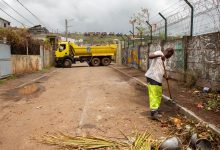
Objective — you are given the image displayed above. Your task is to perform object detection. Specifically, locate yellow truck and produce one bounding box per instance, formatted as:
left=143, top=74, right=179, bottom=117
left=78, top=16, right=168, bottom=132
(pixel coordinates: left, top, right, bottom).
left=55, top=41, right=117, bottom=67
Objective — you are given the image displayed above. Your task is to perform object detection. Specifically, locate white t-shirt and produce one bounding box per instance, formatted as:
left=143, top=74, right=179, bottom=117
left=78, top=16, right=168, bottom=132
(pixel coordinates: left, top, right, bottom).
left=145, top=51, right=165, bottom=83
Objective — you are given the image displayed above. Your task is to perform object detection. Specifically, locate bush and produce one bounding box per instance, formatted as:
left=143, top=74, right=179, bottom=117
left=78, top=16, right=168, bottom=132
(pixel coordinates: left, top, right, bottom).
left=0, top=28, right=42, bottom=55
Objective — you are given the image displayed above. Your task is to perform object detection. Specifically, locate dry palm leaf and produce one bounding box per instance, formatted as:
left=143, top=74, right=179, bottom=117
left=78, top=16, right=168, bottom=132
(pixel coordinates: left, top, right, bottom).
left=39, top=131, right=158, bottom=150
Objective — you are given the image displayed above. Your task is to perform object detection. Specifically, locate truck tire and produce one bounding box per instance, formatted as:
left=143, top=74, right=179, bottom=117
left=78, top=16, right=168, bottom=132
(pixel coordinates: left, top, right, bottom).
left=91, top=58, right=101, bottom=66
left=63, top=59, right=72, bottom=68
left=101, top=57, right=111, bottom=66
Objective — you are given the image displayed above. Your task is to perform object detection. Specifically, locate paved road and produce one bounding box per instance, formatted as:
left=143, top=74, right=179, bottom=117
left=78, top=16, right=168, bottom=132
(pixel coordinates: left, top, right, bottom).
left=0, top=63, right=168, bottom=150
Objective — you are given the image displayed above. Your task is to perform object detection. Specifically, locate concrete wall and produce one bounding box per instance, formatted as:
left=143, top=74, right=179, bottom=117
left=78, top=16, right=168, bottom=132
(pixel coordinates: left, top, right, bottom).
left=163, top=40, right=185, bottom=81
left=127, top=46, right=139, bottom=69
left=12, top=55, right=42, bottom=74
left=139, top=46, right=148, bottom=71
left=121, top=32, right=220, bottom=90
left=11, top=45, right=54, bottom=74
left=40, top=46, right=54, bottom=68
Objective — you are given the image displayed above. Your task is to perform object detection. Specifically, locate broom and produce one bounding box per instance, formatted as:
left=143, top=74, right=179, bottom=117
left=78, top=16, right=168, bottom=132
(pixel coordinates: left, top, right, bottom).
left=162, top=61, right=172, bottom=100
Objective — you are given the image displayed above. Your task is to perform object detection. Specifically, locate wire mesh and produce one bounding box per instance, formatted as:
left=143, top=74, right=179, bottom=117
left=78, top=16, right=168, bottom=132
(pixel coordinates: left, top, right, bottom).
left=150, top=0, right=220, bottom=37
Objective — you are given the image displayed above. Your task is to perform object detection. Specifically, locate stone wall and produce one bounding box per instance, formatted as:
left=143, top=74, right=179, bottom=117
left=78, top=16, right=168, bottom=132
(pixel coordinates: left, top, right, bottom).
left=187, top=32, right=220, bottom=89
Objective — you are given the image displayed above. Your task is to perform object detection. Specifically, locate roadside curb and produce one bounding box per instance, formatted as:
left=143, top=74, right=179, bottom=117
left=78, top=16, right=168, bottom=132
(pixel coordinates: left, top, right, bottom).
left=14, top=69, right=59, bottom=89
left=110, top=65, right=220, bottom=137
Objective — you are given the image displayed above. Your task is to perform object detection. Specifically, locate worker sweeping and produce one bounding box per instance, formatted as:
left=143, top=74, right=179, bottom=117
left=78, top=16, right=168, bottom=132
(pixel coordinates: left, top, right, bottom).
left=145, top=48, right=174, bottom=120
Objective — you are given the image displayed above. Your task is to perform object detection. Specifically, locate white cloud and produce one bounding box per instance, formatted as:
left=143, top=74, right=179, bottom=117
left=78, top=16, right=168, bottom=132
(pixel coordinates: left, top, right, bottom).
left=0, top=0, right=174, bottom=33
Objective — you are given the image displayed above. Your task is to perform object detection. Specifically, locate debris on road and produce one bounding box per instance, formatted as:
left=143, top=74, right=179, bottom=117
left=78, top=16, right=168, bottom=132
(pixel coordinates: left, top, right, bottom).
left=39, top=131, right=157, bottom=150
left=39, top=117, right=220, bottom=150
left=162, top=114, right=220, bottom=149
left=36, top=105, right=43, bottom=109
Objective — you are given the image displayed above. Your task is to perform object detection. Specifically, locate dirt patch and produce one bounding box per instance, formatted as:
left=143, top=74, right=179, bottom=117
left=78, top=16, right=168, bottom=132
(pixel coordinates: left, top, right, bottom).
left=1, top=83, right=45, bottom=102
left=17, top=84, right=39, bottom=95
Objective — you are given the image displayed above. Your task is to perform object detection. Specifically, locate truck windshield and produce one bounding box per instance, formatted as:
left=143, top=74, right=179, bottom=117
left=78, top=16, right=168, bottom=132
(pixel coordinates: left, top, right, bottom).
left=59, top=44, right=66, bottom=51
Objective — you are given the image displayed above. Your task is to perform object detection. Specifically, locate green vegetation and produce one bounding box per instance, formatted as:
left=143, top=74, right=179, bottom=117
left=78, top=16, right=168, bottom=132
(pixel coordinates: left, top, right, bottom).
left=0, top=80, right=4, bottom=85
left=0, top=74, right=17, bottom=86
left=0, top=28, right=41, bottom=46
left=68, top=33, right=123, bottom=45
left=41, top=66, right=52, bottom=73
left=8, top=74, right=17, bottom=80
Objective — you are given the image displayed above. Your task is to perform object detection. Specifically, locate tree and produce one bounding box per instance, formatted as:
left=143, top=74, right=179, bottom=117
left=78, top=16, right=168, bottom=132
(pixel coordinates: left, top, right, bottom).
left=129, top=8, right=150, bottom=35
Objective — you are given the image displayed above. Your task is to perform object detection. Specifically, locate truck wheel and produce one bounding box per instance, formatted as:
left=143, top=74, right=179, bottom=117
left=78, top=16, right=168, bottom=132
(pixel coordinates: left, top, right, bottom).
left=63, top=59, right=72, bottom=68
left=91, top=58, right=101, bottom=66
left=101, top=57, right=111, bottom=66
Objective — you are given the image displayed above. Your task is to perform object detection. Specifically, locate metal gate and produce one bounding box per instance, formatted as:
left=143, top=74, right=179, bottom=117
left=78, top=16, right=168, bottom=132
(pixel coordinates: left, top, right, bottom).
left=0, top=43, right=12, bottom=78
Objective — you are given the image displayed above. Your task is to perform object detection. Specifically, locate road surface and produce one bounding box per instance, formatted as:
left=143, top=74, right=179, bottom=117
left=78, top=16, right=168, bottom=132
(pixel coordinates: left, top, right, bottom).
left=0, top=63, right=168, bottom=150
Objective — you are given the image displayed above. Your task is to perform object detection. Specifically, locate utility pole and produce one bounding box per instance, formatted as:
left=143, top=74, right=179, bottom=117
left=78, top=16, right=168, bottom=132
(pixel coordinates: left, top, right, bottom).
left=65, top=19, right=74, bottom=41
left=65, top=19, right=68, bottom=41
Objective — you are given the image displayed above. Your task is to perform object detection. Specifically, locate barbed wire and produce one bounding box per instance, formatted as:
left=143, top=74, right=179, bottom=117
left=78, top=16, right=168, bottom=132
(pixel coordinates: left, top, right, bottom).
left=149, top=0, right=220, bottom=36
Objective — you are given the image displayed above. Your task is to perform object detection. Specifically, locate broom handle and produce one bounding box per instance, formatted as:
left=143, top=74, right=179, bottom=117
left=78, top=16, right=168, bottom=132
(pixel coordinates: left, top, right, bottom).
left=162, top=60, right=172, bottom=99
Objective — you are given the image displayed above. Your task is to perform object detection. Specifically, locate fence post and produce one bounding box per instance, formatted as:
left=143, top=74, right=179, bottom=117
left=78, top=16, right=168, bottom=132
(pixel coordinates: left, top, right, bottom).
left=159, top=12, right=167, bottom=41
left=184, top=0, right=194, bottom=37
left=129, top=31, right=134, bottom=47
left=116, top=41, right=122, bottom=65
left=136, top=27, right=143, bottom=46
left=132, top=23, right=135, bottom=47
left=125, top=35, right=130, bottom=48
left=183, top=36, right=189, bottom=82
left=146, top=21, right=152, bottom=44
left=121, top=36, right=126, bottom=49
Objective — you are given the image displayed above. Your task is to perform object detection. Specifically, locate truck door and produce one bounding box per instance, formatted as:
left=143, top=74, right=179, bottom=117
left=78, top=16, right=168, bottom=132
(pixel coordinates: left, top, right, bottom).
left=58, top=43, right=69, bottom=57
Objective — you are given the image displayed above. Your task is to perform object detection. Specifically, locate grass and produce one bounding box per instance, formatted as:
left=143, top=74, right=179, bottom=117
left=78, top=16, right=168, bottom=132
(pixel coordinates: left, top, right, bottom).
left=8, top=74, right=17, bottom=80
left=0, top=74, right=17, bottom=86
left=0, top=80, right=4, bottom=85
left=41, top=66, right=52, bottom=73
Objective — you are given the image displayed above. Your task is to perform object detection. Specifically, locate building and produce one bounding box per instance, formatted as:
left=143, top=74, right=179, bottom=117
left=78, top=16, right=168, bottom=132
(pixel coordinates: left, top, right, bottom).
left=0, top=17, right=10, bottom=28
left=28, top=25, right=49, bottom=34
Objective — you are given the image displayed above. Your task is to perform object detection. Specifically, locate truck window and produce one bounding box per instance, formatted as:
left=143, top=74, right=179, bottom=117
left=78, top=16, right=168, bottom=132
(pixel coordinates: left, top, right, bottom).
left=59, top=44, right=66, bottom=51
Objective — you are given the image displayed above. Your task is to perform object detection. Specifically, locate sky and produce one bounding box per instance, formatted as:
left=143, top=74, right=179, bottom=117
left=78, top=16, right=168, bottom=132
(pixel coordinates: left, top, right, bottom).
left=0, top=0, right=177, bottom=33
